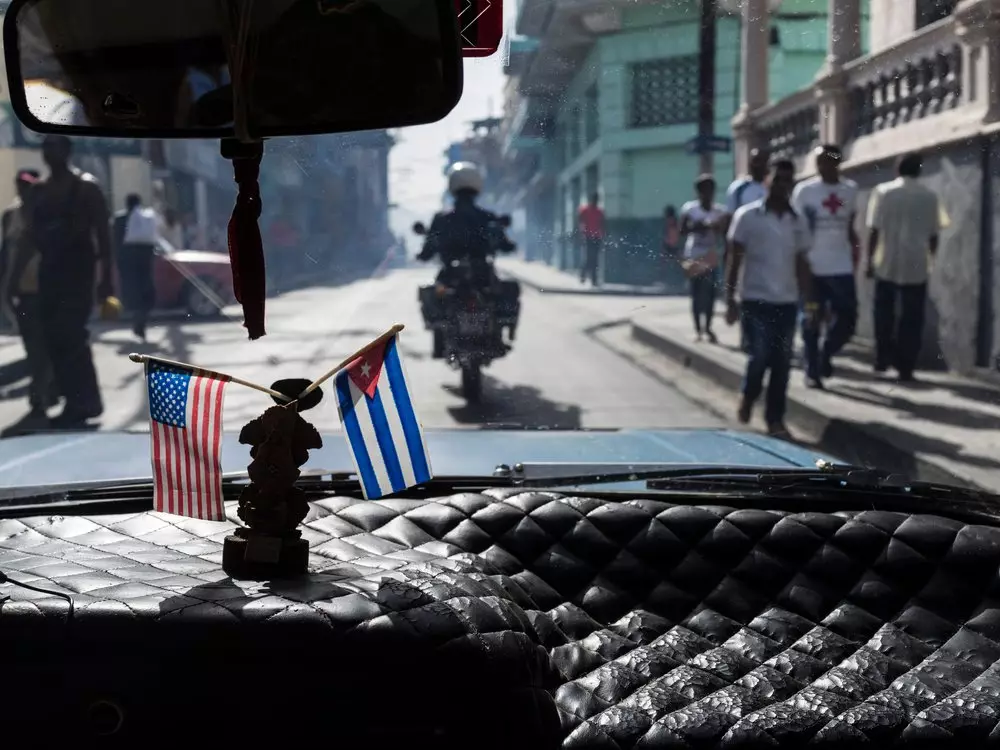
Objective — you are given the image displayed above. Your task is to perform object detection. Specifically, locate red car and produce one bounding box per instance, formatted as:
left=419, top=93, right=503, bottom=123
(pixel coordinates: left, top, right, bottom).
left=148, top=238, right=235, bottom=318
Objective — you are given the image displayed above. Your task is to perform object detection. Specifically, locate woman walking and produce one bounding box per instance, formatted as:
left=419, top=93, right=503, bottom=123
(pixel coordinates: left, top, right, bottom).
left=679, top=175, right=726, bottom=342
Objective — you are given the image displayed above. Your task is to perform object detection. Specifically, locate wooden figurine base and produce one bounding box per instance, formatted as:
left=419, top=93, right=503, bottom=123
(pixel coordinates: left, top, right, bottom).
left=221, top=529, right=309, bottom=580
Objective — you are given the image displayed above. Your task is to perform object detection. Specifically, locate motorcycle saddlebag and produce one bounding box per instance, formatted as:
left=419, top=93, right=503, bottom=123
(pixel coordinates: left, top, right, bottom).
left=495, top=279, right=521, bottom=327
left=418, top=284, right=442, bottom=326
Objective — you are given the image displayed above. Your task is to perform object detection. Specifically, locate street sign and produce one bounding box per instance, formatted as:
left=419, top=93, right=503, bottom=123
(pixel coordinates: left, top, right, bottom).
left=685, top=134, right=732, bottom=155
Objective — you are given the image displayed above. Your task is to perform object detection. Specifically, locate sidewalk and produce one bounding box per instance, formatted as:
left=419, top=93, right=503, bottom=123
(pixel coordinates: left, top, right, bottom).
left=631, top=299, right=1000, bottom=492
left=497, top=257, right=670, bottom=296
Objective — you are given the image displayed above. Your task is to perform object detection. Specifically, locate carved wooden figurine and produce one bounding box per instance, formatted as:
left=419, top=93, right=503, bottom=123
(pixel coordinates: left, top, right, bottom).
left=222, top=380, right=323, bottom=579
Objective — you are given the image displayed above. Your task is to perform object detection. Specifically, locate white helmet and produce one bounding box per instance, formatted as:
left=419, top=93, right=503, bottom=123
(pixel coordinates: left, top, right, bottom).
left=447, top=161, right=484, bottom=195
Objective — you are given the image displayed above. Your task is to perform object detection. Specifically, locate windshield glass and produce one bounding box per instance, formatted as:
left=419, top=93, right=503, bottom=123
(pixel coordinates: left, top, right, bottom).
left=0, top=0, right=993, bottom=497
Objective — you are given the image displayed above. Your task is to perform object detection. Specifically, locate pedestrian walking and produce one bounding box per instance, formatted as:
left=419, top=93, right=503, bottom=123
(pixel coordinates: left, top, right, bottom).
left=679, top=175, right=726, bottom=343
left=113, top=193, right=159, bottom=342
left=865, top=151, right=940, bottom=382
left=792, top=143, right=860, bottom=388
left=0, top=169, right=57, bottom=417
left=30, top=134, right=114, bottom=427
left=577, top=193, right=604, bottom=287
left=725, top=159, right=815, bottom=438
left=725, top=148, right=770, bottom=349
left=725, top=148, right=770, bottom=220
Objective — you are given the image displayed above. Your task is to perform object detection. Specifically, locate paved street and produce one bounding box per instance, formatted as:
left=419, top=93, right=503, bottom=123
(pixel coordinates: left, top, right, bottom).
left=0, top=267, right=724, bottom=436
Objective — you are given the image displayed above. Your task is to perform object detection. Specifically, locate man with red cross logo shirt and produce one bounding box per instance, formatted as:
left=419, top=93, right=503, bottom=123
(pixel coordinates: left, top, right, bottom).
left=791, top=143, right=860, bottom=388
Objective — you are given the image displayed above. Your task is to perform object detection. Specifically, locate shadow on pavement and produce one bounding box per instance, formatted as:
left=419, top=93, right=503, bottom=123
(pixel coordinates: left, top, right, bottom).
left=444, top=375, right=582, bottom=429
left=818, top=417, right=1000, bottom=488
left=0, top=357, right=30, bottom=389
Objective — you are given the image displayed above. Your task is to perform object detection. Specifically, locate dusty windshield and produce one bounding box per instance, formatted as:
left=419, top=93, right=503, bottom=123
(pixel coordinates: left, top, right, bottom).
left=0, top=0, right=994, bottom=496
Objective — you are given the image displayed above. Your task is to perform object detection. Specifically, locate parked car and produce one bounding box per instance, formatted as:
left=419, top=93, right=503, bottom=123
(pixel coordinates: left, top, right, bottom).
left=137, top=238, right=235, bottom=318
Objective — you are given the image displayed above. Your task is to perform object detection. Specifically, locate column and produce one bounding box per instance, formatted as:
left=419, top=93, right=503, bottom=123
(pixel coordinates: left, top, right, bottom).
left=825, top=0, right=862, bottom=71
left=815, top=0, right=862, bottom=146
left=955, top=0, right=1000, bottom=122
left=732, top=0, right=770, bottom=176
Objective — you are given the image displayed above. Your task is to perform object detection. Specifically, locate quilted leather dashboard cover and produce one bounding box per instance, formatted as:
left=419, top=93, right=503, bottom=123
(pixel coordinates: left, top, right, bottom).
left=2, top=490, right=1000, bottom=748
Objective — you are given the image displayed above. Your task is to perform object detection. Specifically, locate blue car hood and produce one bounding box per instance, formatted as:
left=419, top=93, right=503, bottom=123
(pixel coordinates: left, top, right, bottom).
left=0, top=428, right=836, bottom=489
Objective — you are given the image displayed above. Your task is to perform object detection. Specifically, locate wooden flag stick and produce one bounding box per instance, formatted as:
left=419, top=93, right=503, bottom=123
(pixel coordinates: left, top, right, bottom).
left=296, top=323, right=405, bottom=400
left=128, top=353, right=292, bottom=401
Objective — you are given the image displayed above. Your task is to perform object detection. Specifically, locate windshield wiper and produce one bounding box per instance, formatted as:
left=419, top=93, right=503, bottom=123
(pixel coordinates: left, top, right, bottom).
left=495, top=460, right=999, bottom=505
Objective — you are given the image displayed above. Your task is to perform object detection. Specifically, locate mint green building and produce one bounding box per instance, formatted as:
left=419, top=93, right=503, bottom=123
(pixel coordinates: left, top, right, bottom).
left=500, top=0, right=869, bottom=286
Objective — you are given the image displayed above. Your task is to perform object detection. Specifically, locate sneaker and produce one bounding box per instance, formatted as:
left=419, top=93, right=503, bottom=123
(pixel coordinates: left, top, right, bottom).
left=705, top=330, right=718, bottom=344
left=737, top=397, right=752, bottom=424
left=805, top=376, right=824, bottom=390
left=821, top=356, right=834, bottom=379
left=767, top=422, right=791, bottom=439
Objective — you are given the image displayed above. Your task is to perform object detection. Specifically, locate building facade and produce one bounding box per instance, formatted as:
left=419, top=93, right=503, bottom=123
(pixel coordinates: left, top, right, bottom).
left=733, top=0, right=998, bottom=376
left=501, top=0, right=859, bottom=286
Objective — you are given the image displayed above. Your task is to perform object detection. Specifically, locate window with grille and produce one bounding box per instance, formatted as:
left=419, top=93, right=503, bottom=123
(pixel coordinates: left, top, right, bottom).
left=629, top=56, right=699, bottom=128
left=916, top=0, right=956, bottom=29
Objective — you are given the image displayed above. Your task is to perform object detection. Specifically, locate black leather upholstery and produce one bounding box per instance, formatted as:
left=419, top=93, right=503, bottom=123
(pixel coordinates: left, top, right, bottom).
left=2, top=491, right=999, bottom=748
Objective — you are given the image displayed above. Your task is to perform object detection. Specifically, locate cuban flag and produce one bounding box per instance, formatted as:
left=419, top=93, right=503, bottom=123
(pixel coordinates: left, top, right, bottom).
left=334, top=334, right=432, bottom=499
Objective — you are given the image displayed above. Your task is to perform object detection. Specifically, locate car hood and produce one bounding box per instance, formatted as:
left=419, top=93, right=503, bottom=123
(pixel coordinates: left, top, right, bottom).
left=0, top=428, right=836, bottom=489
left=162, top=249, right=230, bottom=265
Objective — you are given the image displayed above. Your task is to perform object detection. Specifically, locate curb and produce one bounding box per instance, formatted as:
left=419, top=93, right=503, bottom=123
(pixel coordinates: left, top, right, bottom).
left=499, top=264, right=669, bottom=298
left=631, top=320, right=990, bottom=492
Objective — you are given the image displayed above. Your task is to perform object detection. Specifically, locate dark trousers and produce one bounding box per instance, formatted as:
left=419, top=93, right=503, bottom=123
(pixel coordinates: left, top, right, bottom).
left=14, top=294, right=56, bottom=411
left=689, top=271, right=716, bottom=333
left=801, top=273, right=857, bottom=379
left=118, top=243, right=156, bottom=326
left=40, top=287, right=102, bottom=417
left=580, top=237, right=601, bottom=285
left=742, top=301, right=798, bottom=426
left=874, top=279, right=926, bottom=377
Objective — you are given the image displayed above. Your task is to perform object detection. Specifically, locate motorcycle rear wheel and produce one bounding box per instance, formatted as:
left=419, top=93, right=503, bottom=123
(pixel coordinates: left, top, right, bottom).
left=461, top=365, right=482, bottom=403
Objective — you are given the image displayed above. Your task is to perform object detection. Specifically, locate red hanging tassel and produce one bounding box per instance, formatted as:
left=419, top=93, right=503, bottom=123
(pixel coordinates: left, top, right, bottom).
left=227, top=150, right=267, bottom=340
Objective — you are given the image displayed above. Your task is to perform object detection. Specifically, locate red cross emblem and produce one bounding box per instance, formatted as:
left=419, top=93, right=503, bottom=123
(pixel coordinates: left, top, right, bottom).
left=822, top=192, right=844, bottom=215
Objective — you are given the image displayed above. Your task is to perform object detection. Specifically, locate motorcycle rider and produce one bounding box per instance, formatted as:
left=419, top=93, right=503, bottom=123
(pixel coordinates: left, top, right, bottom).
left=417, top=161, right=516, bottom=357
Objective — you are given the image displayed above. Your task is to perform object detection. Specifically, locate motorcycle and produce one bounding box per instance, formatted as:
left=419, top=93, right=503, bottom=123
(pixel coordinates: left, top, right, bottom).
left=413, top=214, right=520, bottom=403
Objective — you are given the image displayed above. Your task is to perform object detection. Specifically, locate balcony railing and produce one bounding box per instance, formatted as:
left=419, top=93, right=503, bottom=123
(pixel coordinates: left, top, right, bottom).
left=843, top=16, right=963, bottom=140
left=744, top=12, right=983, bottom=172
left=754, top=88, right=819, bottom=166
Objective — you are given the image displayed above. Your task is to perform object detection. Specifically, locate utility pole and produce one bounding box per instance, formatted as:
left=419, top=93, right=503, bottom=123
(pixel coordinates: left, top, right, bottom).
left=697, top=0, right=717, bottom=175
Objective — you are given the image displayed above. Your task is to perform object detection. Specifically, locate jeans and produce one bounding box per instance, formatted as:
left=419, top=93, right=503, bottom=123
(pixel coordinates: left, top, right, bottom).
left=580, top=237, right=601, bottom=285
left=874, top=279, right=926, bottom=377
left=13, top=294, right=56, bottom=411
left=117, top=243, right=156, bottom=328
left=801, top=273, right=857, bottom=379
left=741, top=301, right=798, bottom=426
left=689, top=270, right=716, bottom=333
left=40, top=285, right=102, bottom=417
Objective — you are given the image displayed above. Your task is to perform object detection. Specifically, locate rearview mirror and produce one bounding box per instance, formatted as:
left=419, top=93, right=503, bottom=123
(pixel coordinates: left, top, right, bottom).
left=412, top=221, right=427, bottom=235
left=4, top=0, right=464, bottom=139
left=497, top=214, right=511, bottom=228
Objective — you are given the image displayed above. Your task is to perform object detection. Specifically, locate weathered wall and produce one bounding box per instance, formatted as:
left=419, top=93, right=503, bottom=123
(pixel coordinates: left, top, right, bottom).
left=845, top=139, right=984, bottom=373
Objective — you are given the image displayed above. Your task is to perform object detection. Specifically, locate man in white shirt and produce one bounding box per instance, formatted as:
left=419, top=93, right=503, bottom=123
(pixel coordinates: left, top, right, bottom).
left=725, top=148, right=770, bottom=217
left=865, top=152, right=940, bottom=382
left=792, top=144, right=860, bottom=388
left=113, top=194, right=160, bottom=341
left=725, top=159, right=815, bottom=438
left=679, top=175, right=726, bottom=342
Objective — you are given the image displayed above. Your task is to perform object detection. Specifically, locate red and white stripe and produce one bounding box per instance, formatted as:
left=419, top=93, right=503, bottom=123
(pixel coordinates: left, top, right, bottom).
left=151, top=371, right=229, bottom=520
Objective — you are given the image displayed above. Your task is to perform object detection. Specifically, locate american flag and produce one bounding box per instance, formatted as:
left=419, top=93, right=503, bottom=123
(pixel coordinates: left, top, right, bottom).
left=146, top=361, right=230, bottom=520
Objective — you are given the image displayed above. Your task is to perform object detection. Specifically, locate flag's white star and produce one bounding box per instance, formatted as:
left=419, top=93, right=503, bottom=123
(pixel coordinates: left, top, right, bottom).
left=361, top=362, right=371, bottom=379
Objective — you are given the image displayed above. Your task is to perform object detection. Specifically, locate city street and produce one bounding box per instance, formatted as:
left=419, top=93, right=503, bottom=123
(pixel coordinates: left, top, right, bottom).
left=0, top=267, right=724, bottom=436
